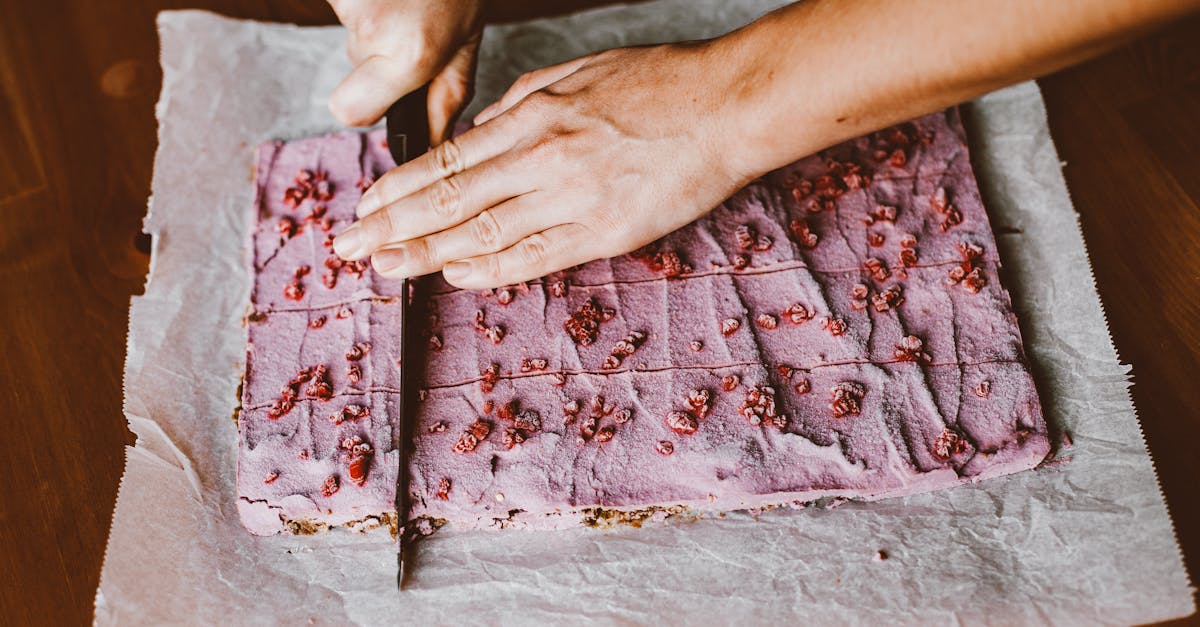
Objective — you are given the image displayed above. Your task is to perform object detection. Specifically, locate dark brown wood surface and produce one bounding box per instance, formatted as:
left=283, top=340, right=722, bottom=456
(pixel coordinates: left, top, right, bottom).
left=0, top=3, right=1195, bottom=624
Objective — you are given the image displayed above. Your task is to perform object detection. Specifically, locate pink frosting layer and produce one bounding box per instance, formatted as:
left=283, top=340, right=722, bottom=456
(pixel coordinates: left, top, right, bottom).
left=238, top=108, right=1049, bottom=535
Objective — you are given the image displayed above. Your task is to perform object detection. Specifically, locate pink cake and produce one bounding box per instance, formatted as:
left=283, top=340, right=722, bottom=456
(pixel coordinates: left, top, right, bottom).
left=237, top=108, right=1050, bottom=535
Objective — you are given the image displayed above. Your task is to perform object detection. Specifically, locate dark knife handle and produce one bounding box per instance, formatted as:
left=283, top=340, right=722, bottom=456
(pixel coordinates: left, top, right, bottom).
left=385, top=84, right=431, bottom=164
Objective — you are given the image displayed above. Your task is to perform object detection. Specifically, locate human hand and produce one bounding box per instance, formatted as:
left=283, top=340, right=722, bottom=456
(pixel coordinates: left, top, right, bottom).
left=327, top=0, right=482, bottom=144
left=332, top=40, right=763, bottom=289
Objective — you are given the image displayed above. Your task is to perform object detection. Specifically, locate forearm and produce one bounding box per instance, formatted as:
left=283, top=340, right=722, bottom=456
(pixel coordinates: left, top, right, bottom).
left=719, top=0, right=1199, bottom=178
left=481, top=0, right=645, bottom=23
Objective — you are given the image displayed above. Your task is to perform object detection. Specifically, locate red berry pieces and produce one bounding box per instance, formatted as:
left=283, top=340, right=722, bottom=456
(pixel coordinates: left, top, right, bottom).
left=788, top=219, right=819, bottom=249
left=579, top=416, right=599, bottom=442
left=284, top=169, right=335, bottom=209
left=436, top=478, right=452, bottom=500
left=648, top=250, right=689, bottom=278
left=864, top=204, right=897, bottom=225
left=330, top=404, right=370, bottom=424
left=732, top=253, right=751, bottom=270
left=484, top=325, right=506, bottom=345
left=602, top=355, right=623, bottom=370
left=720, top=318, right=741, bottom=336
left=341, top=435, right=373, bottom=487
left=283, top=281, right=305, bottom=301
left=514, top=409, right=542, bottom=432
left=820, top=316, right=848, bottom=336
left=564, top=298, right=607, bottom=346
left=322, top=271, right=338, bottom=289
left=931, top=187, right=964, bottom=231
left=741, top=385, right=786, bottom=429
left=933, top=429, right=969, bottom=460
left=267, top=398, right=294, bottom=419
left=782, top=303, right=815, bottom=325
left=309, top=315, right=327, bottom=329
left=666, top=411, right=699, bottom=435
left=429, top=421, right=448, bottom=433
left=263, top=471, right=280, bottom=484
left=794, top=379, right=811, bottom=395
left=756, top=314, right=778, bottom=330
left=304, top=365, right=333, bottom=401
left=336, top=306, right=353, bottom=319
left=721, top=374, right=740, bottom=392
left=550, top=280, right=568, bottom=298
left=346, top=364, right=363, bottom=385
left=830, top=382, right=866, bottom=418
left=893, top=335, right=929, bottom=363
left=611, top=330, right=646, bottom=357
left=613, top=408, right=633, bottom=425
left=428, top=334, right=443, bottom=352
left=320, top=475, right=340, bottom=497
left=867, top=233, right=885, bottom=248
left=948, top=242, right=988, bottom=293
left=734, top=224, right=756, bottom=250
left=850, top=283, right=870, bottom=311
left=656, top=440, right=675, bottom=456
left=595, top=425, right=616, bottom=443
left=520, top=358, right=548, bottom=373
left=345, top=341, right=372, bottom=361
left=550, top=372, right=567, bottom=386
left=480, top=364, right=500, bottom=393
left=871, top=286, right=904, bottom=312
left=689, top=340, right=704, bottom=352
left=897, top=247, right=919, bottom=269
left=495, top=287, right=514, bottom=306
left=871, top=124, right=919, bottom=168
left=276, top=217, right=296, bottom=237
left=687, top=389, right=712, bottom=418
left=864, top=257, right=890, bottom=282
left=502, top=428, right=526, bottom=449
left=563, top=399, right=581, bottom=417
left=974, top=380, right=991, bottom=398
left=454, top=420, right=491, bottom=454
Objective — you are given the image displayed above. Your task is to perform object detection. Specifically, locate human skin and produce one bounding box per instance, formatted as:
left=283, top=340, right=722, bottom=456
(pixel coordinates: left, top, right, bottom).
left=329, top=0, right=1200, bottom=289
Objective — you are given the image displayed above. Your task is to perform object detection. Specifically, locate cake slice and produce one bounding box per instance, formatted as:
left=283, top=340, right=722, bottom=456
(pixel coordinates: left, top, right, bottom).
left=238, top=107, right=1050, bottom=535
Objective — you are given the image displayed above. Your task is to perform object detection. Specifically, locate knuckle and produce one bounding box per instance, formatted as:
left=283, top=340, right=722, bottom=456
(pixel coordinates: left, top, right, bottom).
left=428, top=175, right=463, bottom=220
left=481, top=253, right=505, bottom=281
left=518, top=234, right=550, bottom=266
left=428, top=137, right=465, bottom=177
left=472, top=209, right=503, bottom=248
left=370, top=207, right=397, bottom=242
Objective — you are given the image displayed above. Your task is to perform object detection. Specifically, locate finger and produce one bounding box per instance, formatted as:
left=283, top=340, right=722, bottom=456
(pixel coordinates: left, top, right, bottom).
left=355, top=115, right=526, bottom=217
left=429, top=36, right=480, bottom=145
left=333, top=152, right=535, bottom=260
left=346, top=34, right=366, bottom=66
left=329, top=54, right=425, bottom=127
left=473, top=55, right=593, bottom=126
left=441, top=223, right=597, bottom=289
left=370, top=194, right=560, bottom=279
left=326, top=0, right=359, bottom=24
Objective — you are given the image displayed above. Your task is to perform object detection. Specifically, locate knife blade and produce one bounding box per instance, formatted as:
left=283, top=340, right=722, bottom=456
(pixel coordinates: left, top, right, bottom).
left=384, top=84, right=429, bottom=591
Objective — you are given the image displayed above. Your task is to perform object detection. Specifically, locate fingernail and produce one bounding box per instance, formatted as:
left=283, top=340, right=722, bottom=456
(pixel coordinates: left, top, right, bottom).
left=356, top=189, right=380, bottom=218
left=332, top=223, right=364, bottom=259
left=442, top=260, right=472, bottom=283
left=372, top=247, right=408, bottom=275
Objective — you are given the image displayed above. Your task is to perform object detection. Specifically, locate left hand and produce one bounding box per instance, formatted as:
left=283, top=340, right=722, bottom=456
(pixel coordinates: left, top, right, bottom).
left=332, top=40, right=761, bottom=289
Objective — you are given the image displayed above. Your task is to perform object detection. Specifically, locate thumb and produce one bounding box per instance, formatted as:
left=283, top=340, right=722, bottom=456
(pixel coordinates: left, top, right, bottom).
left=329, top=54, right=429, bottom=127
left=427, top=34, right=481, bottom=145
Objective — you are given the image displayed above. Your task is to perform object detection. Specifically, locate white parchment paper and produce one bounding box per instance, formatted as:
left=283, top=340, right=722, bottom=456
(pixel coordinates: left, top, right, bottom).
left=96, top=4, right=1195, bottom=625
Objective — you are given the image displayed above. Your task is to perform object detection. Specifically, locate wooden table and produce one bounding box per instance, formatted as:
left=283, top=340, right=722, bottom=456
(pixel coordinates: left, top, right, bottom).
left=1, top=3, right=1196, bottom=624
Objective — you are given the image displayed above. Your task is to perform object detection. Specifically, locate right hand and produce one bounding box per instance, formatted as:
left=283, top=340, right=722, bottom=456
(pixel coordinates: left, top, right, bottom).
left=327, top=0, right=483, bottom=144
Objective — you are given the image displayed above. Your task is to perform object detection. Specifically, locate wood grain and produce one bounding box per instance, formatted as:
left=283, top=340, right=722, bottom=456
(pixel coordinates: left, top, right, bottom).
left=0, top=3, right=1195, bottom=624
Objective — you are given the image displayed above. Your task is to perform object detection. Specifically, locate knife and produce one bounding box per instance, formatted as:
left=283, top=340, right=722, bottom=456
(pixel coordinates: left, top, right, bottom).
left=384, top=84, right=429, bottom=591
